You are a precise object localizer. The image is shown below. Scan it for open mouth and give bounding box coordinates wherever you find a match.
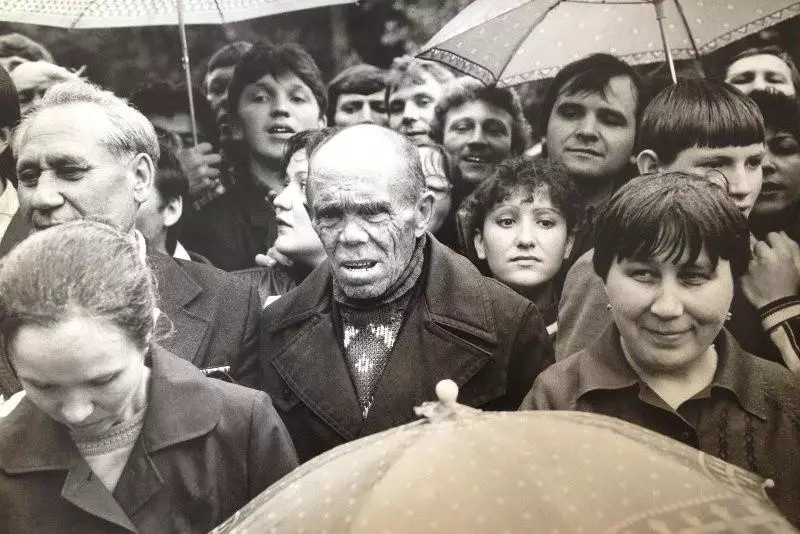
[267,125,296,135]
[341,260,378,270]
[462,154,492,164]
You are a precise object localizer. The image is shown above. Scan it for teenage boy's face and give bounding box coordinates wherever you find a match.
[662,144,765,216]
[546,75,637,184]
[334,90,388,127]
[754,129,800,215]
[235,72,323,164]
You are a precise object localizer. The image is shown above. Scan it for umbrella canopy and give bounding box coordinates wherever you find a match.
[212,381,796,534]
[417,0,800,87]
[0,0,357,28]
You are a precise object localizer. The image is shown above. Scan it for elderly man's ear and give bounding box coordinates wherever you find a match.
[131,153,155,205]
[413,191,435,237]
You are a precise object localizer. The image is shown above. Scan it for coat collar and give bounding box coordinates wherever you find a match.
[572,325,768,420]
[266,235,498,344]
[0,346,221,473]
[265,235,500,441]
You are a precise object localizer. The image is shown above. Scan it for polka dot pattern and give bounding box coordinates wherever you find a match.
[212,411,793,533]
[417,0,800,86]
[0,0,356,28]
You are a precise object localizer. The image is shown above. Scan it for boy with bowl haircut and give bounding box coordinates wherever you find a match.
[555,78,800,374]
[181,41,326,271]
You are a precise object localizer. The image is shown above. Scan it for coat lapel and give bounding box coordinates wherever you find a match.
[268,265,364,441]
[61,459,139,533]
[147,252,210,366]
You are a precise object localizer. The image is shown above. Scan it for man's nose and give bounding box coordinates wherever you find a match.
[727,164,761,200]
[28,174,65,210]
[649,281,684,319]
[338,216,369,245]
[270,93,291,117]
[401,101,422,123]
[575,115,599,140]
[762,152,777,178]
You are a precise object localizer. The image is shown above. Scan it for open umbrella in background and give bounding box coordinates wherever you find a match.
[417,0,800,87]
[212,381,796,534]
[0,0,357,143]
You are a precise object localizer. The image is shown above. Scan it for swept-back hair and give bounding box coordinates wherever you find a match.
[592,172,750,281]
[326,64,387,123]
[226,41,326,120]
[0,220,157,352]
[0,33,53,64]
[639,78,765,165]
[748,89,800,139]
[540,53,644,138]
[12,79,160,165]
[430,77,531,156]
[385,55,455,103]
[206,41,253,74]
[279,127,342,178]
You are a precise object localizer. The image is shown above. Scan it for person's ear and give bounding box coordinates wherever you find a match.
[130,153,154,205]
[636,149,661,174]
[161,195,183,228]
[474,230,487,260]
[318,115,327,129]
[414,191,435,237]
[0,127,11,155]
[563,233,575,260]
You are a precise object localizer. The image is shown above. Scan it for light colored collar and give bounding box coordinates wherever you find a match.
[133,229,147,262]
[172,241,191,261]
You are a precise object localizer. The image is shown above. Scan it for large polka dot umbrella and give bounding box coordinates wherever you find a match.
[212,381,795,534]
[416,0,800,86]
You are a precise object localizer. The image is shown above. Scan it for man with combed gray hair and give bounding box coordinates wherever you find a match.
[0,79,261,399]
[242,123,554,462]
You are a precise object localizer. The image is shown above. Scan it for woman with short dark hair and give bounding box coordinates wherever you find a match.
[0,220,298,533]
[522,172,800,527]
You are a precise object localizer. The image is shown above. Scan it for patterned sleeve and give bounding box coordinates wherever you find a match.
[759,296,800,376]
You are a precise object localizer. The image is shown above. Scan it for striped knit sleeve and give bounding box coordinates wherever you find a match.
[759,296,800,376]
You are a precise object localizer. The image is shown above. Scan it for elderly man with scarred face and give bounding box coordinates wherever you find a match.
[239,124,554,462]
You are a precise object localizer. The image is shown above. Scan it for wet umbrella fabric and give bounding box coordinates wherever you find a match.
[416,0,800,87]
[212,383,795,534]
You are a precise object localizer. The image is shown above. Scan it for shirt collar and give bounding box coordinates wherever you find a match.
[574,326,767,420]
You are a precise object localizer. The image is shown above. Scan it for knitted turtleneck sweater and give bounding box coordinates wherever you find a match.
[333,235,427,418]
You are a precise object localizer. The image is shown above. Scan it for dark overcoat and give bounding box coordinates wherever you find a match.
[0,346,298,534]
[242,236,555,462]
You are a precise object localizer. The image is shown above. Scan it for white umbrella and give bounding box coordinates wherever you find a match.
[417,0,800,87]
[0,0,357,142]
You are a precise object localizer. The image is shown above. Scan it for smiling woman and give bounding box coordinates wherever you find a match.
[0,220,298,534]
[523,172,800,527]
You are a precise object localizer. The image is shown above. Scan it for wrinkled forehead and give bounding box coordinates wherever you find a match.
[16,104,116,157]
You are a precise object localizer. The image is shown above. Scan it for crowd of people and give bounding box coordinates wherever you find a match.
[0,23,799,532]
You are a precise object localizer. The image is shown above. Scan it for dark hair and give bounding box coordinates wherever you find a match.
[748,89,800,139]
[279,127,343,178]
[128,79,219,149]
[206,41,253,74]
[226,41,326,120]
[326,64,387,124]
[639,78,765,165]
[0,64,20,186]
[540,53,644,139]
[430,77,531,156]
[0,221,157,354]
[458,156,582,266]
[0,33,53,64]
[153,142,189,254]
[592,172,750,281]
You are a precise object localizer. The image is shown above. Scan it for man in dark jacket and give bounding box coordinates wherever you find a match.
[237,124,554,462]
[0,79,260,398]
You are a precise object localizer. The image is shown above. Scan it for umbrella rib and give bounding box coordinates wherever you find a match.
[213,0,227,24]
[71,0,103,28]
[672,0,701,60]
[493,0,566,87]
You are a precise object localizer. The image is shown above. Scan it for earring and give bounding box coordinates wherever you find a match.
[725,311,732,322]
[606,304,613,311]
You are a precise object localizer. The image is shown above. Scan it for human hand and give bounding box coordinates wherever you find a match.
[255,247,294,269]
[741,231,800,309]
[175,142,224,200]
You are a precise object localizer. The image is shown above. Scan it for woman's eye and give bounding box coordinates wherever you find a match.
[630,269,656,283]
[496,217,515,228]
[537,218,556,229]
